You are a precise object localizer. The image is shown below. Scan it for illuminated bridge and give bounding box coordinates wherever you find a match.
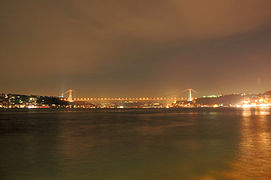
[72,97,183,101]
[63,89,194,103]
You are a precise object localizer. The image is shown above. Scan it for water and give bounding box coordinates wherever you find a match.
[0,108,271,180]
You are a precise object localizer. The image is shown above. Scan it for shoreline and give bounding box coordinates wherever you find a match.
[0,107,250,113]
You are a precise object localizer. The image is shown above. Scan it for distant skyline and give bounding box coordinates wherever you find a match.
[1,0,271,97]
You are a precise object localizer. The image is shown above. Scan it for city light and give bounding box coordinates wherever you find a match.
[1,90,271,109]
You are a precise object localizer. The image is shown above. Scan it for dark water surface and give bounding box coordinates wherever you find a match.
[0,108,271,180]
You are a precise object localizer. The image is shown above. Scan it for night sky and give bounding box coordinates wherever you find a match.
[1,0,271,97]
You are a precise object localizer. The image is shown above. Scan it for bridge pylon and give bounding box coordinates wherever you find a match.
[68,89,73,102]
[183,89,198,102]
[63,89,73,102]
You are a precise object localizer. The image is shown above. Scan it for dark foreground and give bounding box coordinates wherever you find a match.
[0,108,271,180]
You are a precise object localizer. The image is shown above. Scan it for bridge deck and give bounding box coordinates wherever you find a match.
[72,97,183,101]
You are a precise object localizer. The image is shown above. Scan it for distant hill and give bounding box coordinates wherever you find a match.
[264,91,271,96]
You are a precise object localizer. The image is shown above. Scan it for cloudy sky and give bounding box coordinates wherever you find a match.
[1,0,271,97]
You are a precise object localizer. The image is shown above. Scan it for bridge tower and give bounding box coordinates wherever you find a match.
[65,89,73,102]
[182,89,197,102]
[188,89,193,102]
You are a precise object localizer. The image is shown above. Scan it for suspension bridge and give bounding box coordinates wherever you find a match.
[62,89,197,102]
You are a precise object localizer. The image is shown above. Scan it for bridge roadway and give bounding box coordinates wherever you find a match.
[73,97,183,101]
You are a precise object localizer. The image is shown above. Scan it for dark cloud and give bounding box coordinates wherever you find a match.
[1,0,271,96]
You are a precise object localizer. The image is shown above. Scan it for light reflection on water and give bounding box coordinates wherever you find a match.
[0,109,271,180]
[230,108,271,179]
